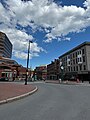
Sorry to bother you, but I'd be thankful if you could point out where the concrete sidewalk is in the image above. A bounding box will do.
[45,80,90,85]
[0,82,38,105]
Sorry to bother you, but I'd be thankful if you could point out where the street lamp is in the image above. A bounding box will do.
[25,40,33,85]
[60,65,64,81]
[60,61,64,82]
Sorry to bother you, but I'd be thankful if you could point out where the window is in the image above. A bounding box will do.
[76,52,77,57]
[70,54,72,59]
[71,67,73,71]
[77,50,82,55]
[76,58,78,64]
[67,55,70,59]
[83,56,85,62]
[79,65,82,70]
[83,65,86,70]
[80,57,82,62]
[73,59,75,64]
[78,51,79,55]
[76,66,78,71]
[82,49,85,54]
[66,57,67,61]
[78,58,79,62]
[77,57,82,63]
[73,53,75,58]
[71,60,72,65]
[80,50,81,54]
[68,66,70,71]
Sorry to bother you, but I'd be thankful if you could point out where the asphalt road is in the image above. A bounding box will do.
[0,82,90,120]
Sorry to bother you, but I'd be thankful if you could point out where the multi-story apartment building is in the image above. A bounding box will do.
[59,42,90,81]
[47,42,90,81]
[0,32,12,58]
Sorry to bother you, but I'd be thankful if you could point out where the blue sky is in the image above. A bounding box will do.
[0,0,90,69]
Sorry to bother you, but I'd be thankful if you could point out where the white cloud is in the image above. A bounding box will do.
[5,0,90,40]
[0,2,10,25]
[84,0,90,8]
[13,51,27,59]
[0,0,45,59]
[0,0,90,59]
[84,0,90,19]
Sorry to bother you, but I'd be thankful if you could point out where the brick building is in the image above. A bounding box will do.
[0,56,27,81]
[34,65,47,80]
[47,59,60,80]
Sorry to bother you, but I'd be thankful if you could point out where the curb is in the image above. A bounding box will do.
[60,82,80,85]
[45,81,84,85]
[45,82,59,84]
[0,86,38,105]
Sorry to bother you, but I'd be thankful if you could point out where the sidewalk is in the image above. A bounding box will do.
[0,82,38,105]
[45,80,90,85]
[45,80,59,84]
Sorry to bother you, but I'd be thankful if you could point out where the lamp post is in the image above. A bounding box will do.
[60,65,64,81]
[60,61,64,82]
[25,40,33,85]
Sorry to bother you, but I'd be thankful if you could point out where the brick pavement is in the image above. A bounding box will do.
[0,82,37,102]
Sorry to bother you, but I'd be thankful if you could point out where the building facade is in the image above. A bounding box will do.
[0,32,12,58]
[58,42,90,81]
[47,42,90,81]
[47,59,60,80]
[34,65,47,80]
[0,56,27,81]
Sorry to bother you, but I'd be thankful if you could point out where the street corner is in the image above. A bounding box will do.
[0,83,38,105]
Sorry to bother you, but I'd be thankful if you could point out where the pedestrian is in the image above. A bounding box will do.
[77,78,79,83]
[59,78,61,83]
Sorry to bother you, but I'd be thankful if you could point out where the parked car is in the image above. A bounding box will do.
[0,77,9,81]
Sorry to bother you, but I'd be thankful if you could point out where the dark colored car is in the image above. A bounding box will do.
[0,77,9,81]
